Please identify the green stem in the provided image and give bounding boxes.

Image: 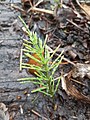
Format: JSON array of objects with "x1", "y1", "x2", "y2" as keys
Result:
[{"x1": 44, "y1": 63, "x2": 53, "y2": 96}]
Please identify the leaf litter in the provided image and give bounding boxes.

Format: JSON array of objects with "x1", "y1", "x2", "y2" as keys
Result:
[{"x1": 1, "y1": 0, "x2": 90, "y2": 119}]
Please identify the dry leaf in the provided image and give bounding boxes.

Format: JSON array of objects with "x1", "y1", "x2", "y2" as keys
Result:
[
  {"x1": 61, "y1": 73, "x2": 90, "y2": 104},
  {"x1": 68, "y1": 50, "x2": 77, "y2": 59},
  {"x1": 72, "y1": 63, "x2": 90, "y2": 78},
  {"x1": 0, "y1": 103, "x2": 9, "y2": 120},
  {"x1": 76, "y1": 0, "x2": 90, "y2": 19},
  {"x1": 81, "y1": 3, "x2": 90, "y2": 18}
]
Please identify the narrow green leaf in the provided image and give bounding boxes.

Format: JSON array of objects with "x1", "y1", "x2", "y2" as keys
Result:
[
  {"x1": 54, "y1": 76, "x2": 61, "y2": 94},
  {"x1": 31, "y1": 87, "x2": 47, "y2": 93},
  {"x1": 24, "y1": 53, "x2": 41, "y2": 63}
]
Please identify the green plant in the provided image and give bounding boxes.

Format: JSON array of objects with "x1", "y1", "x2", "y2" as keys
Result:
[{"x1": 19, "y1": 16, "x2": 63, "y2": 97}]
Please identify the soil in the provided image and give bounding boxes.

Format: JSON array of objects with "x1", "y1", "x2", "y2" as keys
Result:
[{"x1": 0, "y1": 0, "x2": 90, "y2": 120}]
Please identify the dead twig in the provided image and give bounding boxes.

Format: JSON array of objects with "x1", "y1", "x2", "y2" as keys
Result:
[
  {"x1": 34, "y1": 0, "x2": 44, "y2": 7},
  {"x1": 11, "y1": 4, "x2": 26, "y2": 14},
  {"x1": 31, "y1": 109, "x2": 48, "y2": 120},
  {"x1": 27, "y1": 7, "x2": 54, "y2": 15},
  {"x1": 28, "y1": 0, "x2": 33, "y2": 7},
  {"x1": 63, "y1": 57, "x2": 76, "y2": 66},
  {"x1": 71, "y1": 78, "x2": 88, "y2": 87},
  {"x1": 0, "y1": 40, "x2": 3, "y2": 44},
  {"x1": 66, "y1": 18, "x2": 89, "y2": 33}
]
